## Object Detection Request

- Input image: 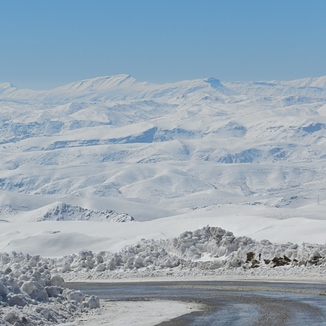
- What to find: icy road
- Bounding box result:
[68,280,326,326]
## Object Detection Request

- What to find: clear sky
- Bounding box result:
[1,0,326,89]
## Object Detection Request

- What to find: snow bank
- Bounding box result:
[3,226,325,282]
[56,226,326,276]
[0,252,100,325]
[2,226,326,324]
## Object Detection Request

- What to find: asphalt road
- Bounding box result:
[67,280,326,325]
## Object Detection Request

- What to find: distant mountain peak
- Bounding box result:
[54,74,138,93]
[0,82,16,95]
[0,82,15,89]
[204,77,223,89]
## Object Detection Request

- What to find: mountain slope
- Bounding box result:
[0,75,326,219]
[224,76,326,98]
[0,75,233,103]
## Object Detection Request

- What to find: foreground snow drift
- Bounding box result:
[2,226,326,281]
[1,225,326,324]
[0,253,100,325]
[52,226,326,277]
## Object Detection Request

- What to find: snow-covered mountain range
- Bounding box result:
[2,75,326,324]
[1,74,326,221]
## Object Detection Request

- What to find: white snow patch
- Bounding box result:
[59,300,201,326]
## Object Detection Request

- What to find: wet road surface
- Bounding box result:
[68,280,326,325]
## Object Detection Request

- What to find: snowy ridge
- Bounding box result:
[283,76,326,89]
[35,202,134,222]
[0,82,16,96]
[224,76,326,97]
[53,74,138,92]
[0,74,232,103]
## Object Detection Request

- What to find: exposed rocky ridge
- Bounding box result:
[38,202,134,222]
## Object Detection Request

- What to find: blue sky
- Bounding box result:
[1,0,326,89]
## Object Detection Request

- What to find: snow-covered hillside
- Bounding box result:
[1,74,326,252]
[1,74,326,217]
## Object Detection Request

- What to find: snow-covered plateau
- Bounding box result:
[1,74,326,324]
